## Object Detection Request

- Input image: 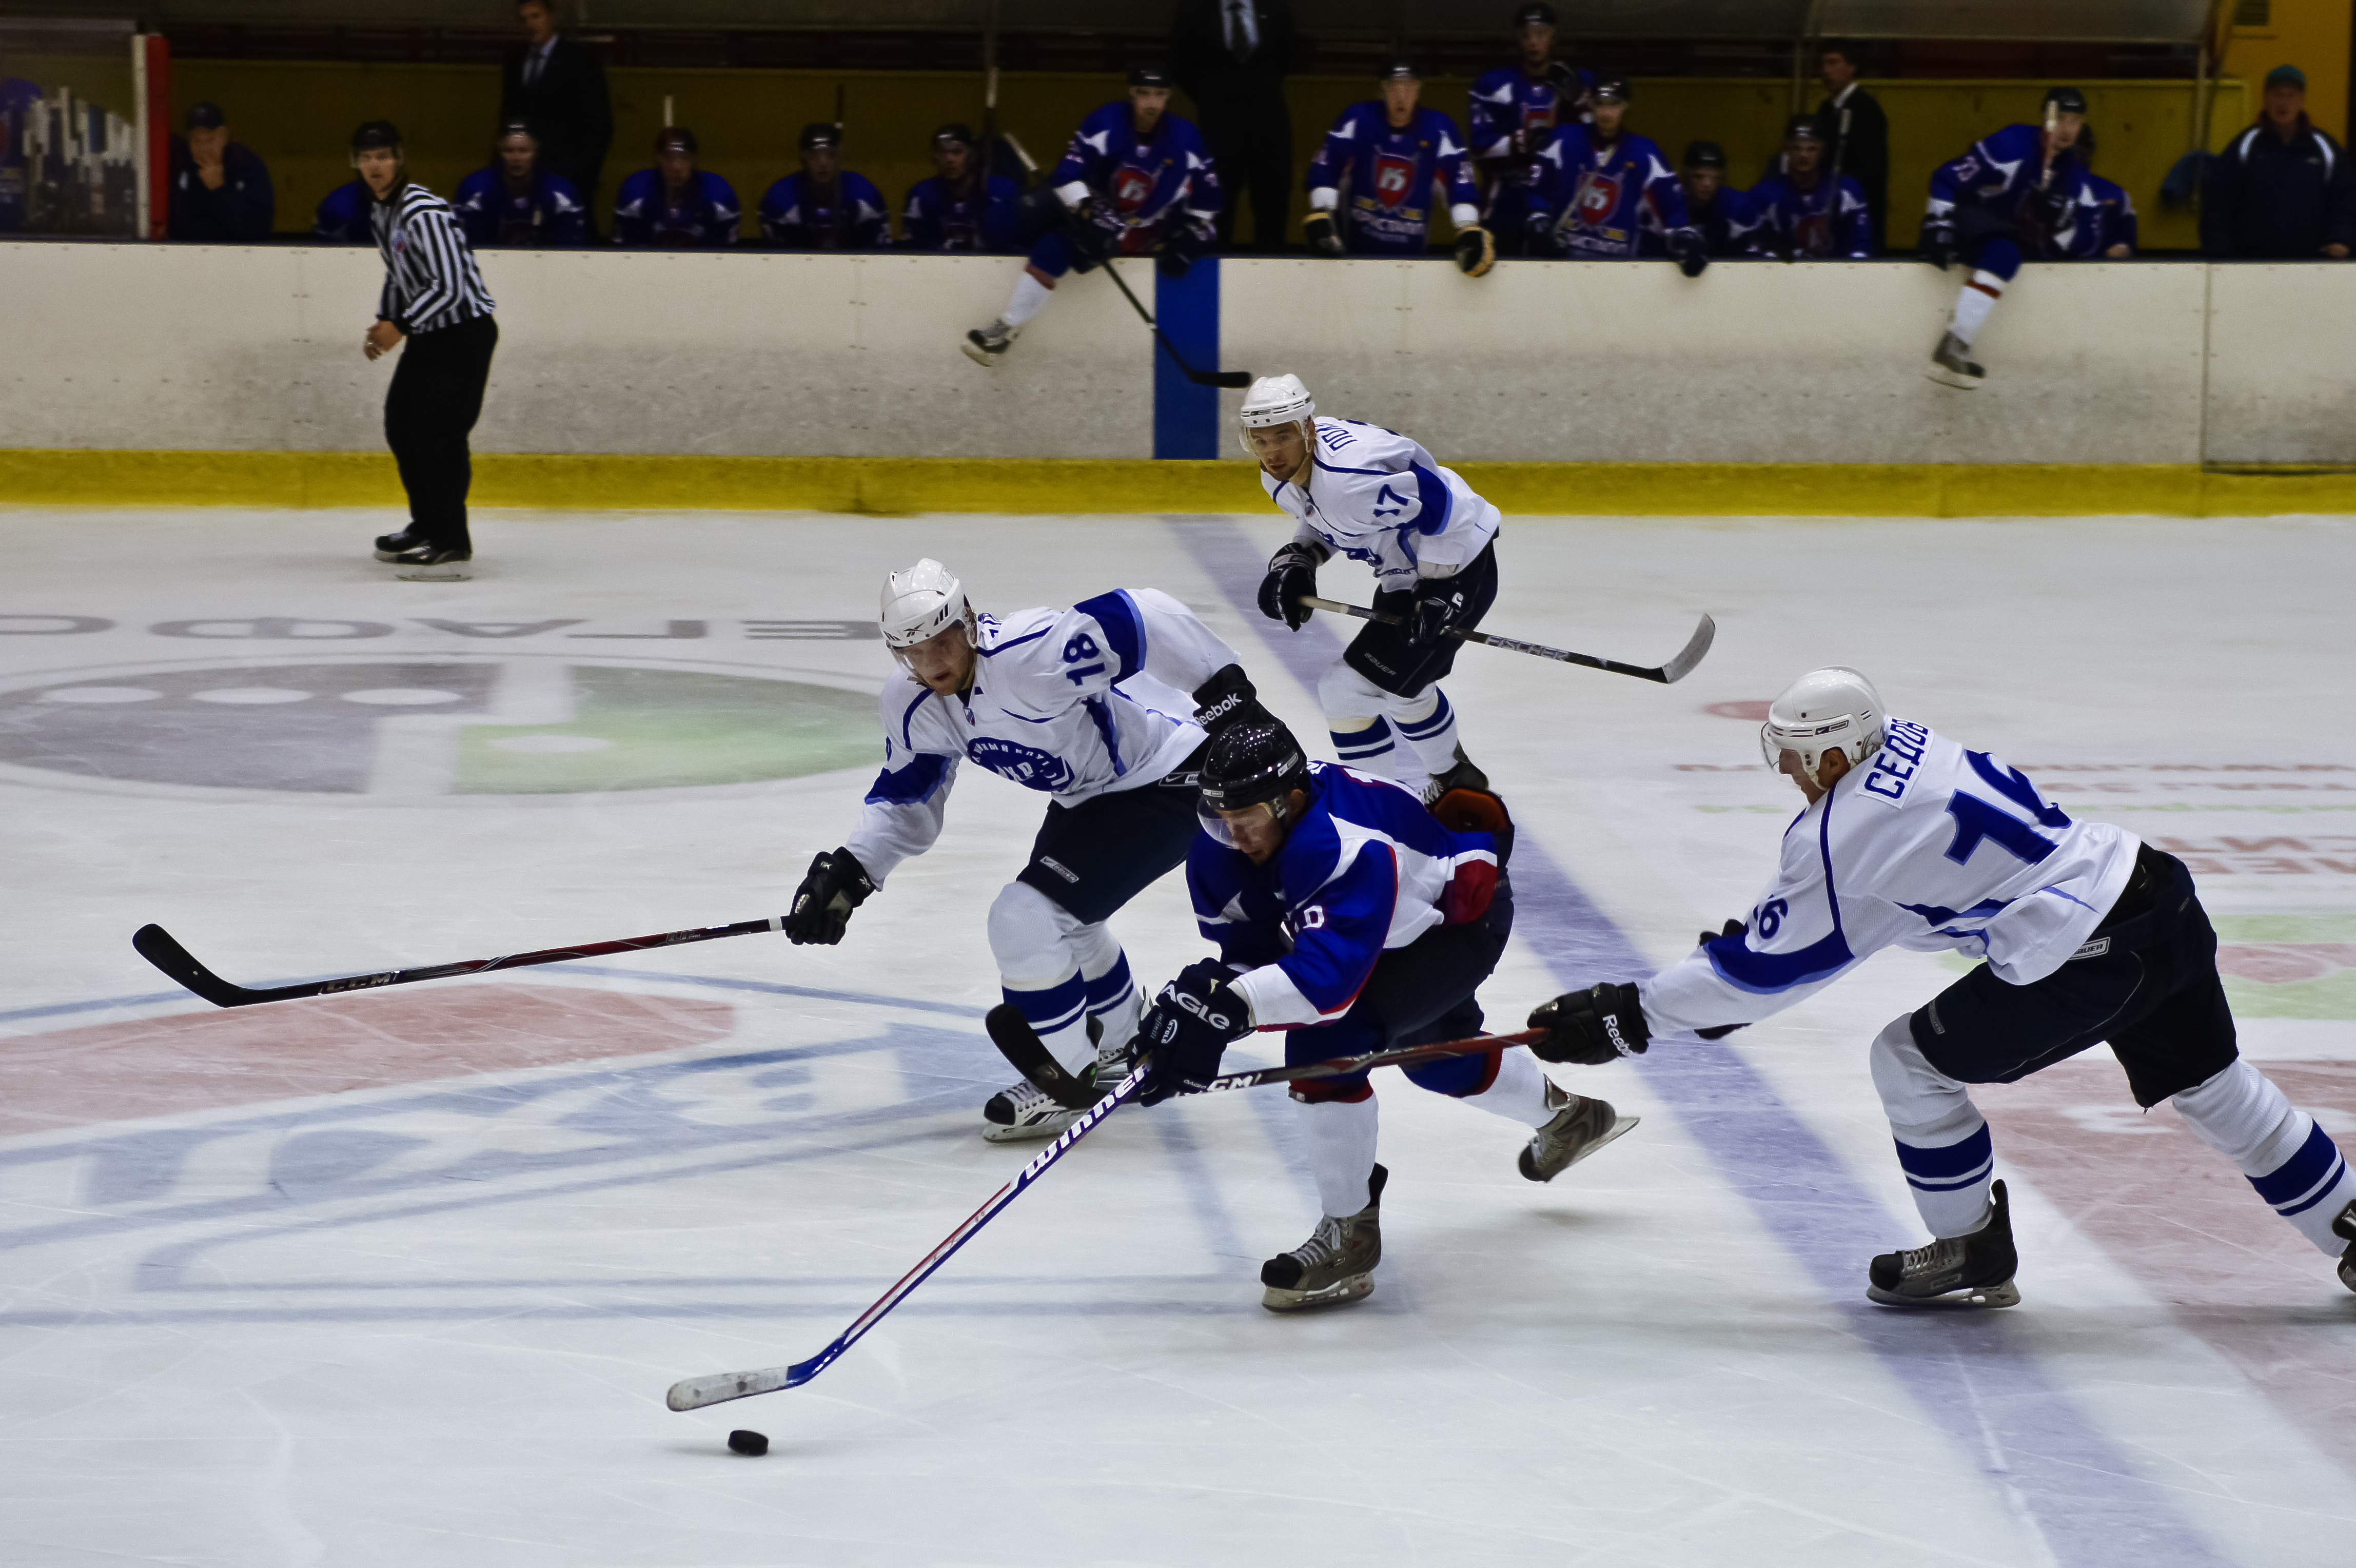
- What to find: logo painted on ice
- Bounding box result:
[966,735,1074,791]
[1374,153,1417,207]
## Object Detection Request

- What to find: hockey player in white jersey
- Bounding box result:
[1526,666,2356,1305]
[784,560,1275,1141]
[1242,373,1499,800]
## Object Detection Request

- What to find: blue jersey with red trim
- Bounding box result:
[2063,170,2138,257]
[1731,171,1872,258]
[1051,100,1219,249]
[1927,122,2083,257]
[1530,123,1694,259]
[1304,102,1479,253]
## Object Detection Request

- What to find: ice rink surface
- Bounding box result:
[2,506,2351,1567]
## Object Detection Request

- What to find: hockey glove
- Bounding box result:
[1453,224,1497,278]
[1668,228,1710,278]
[1258,541,1322,630]
[1157,222,1208,279]
[1065,200,1119,270]
[1137,959,1252,1106]
[784,847,875,946]
[1408,576,1471,649]
[1304,211,1345,257]
[1192,663,1274,739]
[1527,983,1650,1066]
[1921,224,1958,271]
[2026,182,2072,234]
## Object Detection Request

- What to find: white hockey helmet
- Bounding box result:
[878,558,975,660]
[1236,373,1316,455]
[1759,665,1887,779]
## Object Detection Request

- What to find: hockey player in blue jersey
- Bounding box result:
[1303,57,1494,276]
[612,127,740,248]
[758,122,890,250]
[1527,666,2356,1308]
[1527,77,1707,275]
[1678,142,1746,257]
[1732,115,1871,259]
[2063,125,2136,258]
[312,178,374,243]
[900,123,1022,253]
[1134,719,1635,1310]
[1466,4,1593,246]
[1920,86,2088,387]
[453,122,588,249]
[961,64,1219,367]
[1241,373,1498,802]
[785,559,1277,1143]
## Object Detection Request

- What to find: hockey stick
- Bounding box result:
[986,1001,1540,1109]
[1098,261,1252,389]
[665,1023,1542,1412]
[131,915,784,1009]
[1300,596,1715,685]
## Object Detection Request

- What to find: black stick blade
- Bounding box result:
[1197,370,1253,388]
[984,1004,1098,1109]
[132,924,262,1008]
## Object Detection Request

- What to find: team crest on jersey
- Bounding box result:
[1520,103,1556,133]
[1374,153,1417,207]
[967,735,1074,791]
[1112,166,1154,213]
[1576,171,1622,224]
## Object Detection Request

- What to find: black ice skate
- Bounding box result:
[1425,744,1490,802]
[388,540,473,582]
[961,319,1019,368]
[980,1018,1129,1143]
[1926,331,1985,391]
[2333,1198,2356,1296]
[374,527,427,561]
[1519,1084,1638,1183]
[1867,1178,2020,1309]
[1262,1164,1385,1312]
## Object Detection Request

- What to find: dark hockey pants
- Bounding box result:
[384,312,498,552]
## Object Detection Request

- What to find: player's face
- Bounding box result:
[1131,87,1170,132]
[2265,84,2305,129]
[1591,99,1626,137]
[517,0,555,46]
[2048,111,2084,151]
[1244,420,1309,483]
[354,146,402,196]
[933,141,972,181]
[1684,166,1721,202]
[902,623,975,696]
[1788,137,1822,177]
[187,125,229,165]
[499,133,537,180]
[658,146,695,187]
[1821,52,1856,91]
[1213,793,1302,865]
[1381,77,1421,125]
[1775,744,1851,803]
[803,146,840,183]
[1518,24,1555,69]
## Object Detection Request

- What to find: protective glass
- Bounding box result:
[1197,799,1278,849]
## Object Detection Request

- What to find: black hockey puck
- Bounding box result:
[728,1429,769,1457]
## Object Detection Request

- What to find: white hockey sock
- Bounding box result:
[1001,271,1053,328]
[2173,1059,2356,1255]
[1460,1047,1555,1127]
[1390,688,1462,777]
[1297,1093,1380,1218]
[1319,662,1430,795]
[988,883,1093,1075]
[1947,271,2004,347]
[1076,931,1142,1054]
[1870,1016,1995,1238]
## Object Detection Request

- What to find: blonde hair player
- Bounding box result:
[1241,373,1500,800]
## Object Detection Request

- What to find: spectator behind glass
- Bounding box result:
[313,175,374,243]
[1169,0,1302,251]
[1679,141,1745,256]
[759,122,890,249]
[2065,125,2136,259]
[1816,41,1889,256]
[901,122,1022,252]
[1733,114,1871,259]
[500,0,612,227]
[612,127,739,248]
[455,122,588,248]
[169,102,274,241]
[2203,65,2356,259]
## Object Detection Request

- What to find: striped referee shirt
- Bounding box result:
[371,183,497,334]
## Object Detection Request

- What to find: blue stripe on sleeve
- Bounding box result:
[864,752,950,805]
[1073,590,1146,681]
[1705,795,1855,994]
[1406,463,1454,536]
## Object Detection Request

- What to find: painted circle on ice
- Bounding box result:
[0,660,878,798]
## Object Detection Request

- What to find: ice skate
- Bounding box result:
[1926,331,1985,390]
[980,1076,1084,1142]
[2334,1198,2356,1295]
[373,527,426,561]
[961,318,1019,368]
[1867,1178,2021,1308]
[1518,1083,1637,1183]
[1261,1164,1385,1311]
[388,540,472,581]
[1424,744,1490,802]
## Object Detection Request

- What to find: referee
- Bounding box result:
[353,120,499,580]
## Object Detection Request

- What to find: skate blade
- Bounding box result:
[1924,364,1982,391]
[1866,1277,2021,1309]
[395,566,473,581]
[1520,1111,1640,1184]
[1261,1273,1374,1313]
[960,341,1005,369]
[980,1114,1081,1144]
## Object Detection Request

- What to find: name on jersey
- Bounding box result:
[1860,718,1931,804]
[965,735,1074,792]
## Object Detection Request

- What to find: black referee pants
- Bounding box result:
[385,312,498,552]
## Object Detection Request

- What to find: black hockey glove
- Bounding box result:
[1192,663,1274,739]
[1668,228,1710,278]
[1921,223,1958,270]
[1157,222,1208,279]
[1453,224,1497,278]
[1257,541,1322,630]
[1527,983,1650,1066]
[1137,959,1252,1106]
[1065,200,1118,270]
[1304,211,1344,257]
[1408,576,1471,649]
[784,847,875,946]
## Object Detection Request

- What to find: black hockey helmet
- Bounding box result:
[932,121,979,149]
[496,118,538,144]
[1682,139,1726,170]
[1378,55,1422,82]
[800,121,842,151]
[1129,61,1175,89]
[1589,74,1632,104]
[654,125,698,155]
[1197,719,1313,846]
[1783,113,1828,144]
[350,119,403,153]
[1515,3,1558,26]
[2044,85,2088,116]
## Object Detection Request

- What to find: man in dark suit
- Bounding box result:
[1817,40,1889,255]
[1170,0,1302,251]
[500,0,612,227]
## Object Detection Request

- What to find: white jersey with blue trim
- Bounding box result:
[1640,719,2140,1034]
[1261,417,1501,592]
[843,589,1237,883]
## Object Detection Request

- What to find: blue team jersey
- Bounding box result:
[1466,64,1594,212]
[1051,101,1219,247]
[1189,763,1502,1029]
[901,172,1023,252]
[1928,122,2083,257]
[612,168,741,249]
[2065,170,2138,257]
[1531,123,1694,259]
[453,166,588,249]
[1686,185,1747,256]
[312,179,374,244]
[1732,171,1871,258]
[758,169,890,249]
[1305,102,1479,254]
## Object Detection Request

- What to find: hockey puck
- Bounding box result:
[727,1429,769,1457]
